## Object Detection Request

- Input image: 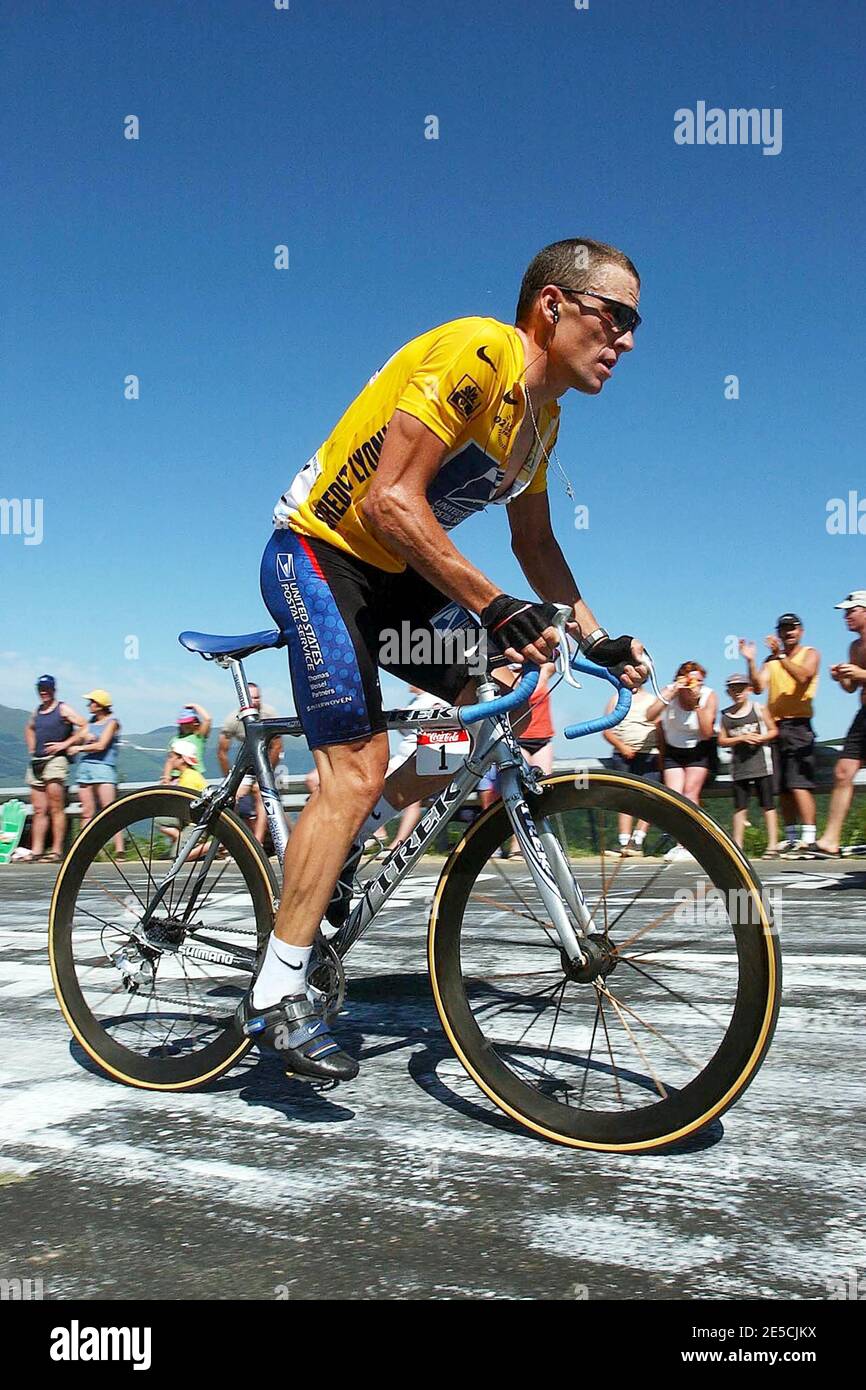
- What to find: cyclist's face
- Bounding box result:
[550,264,639,396]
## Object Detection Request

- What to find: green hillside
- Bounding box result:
[0,704,314,787]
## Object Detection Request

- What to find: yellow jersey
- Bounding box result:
[767,648,818,719]
[273,316,558,573]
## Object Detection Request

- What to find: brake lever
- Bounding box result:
[551,604,582,689]
[550,603,669,704]
[641,648,670,704]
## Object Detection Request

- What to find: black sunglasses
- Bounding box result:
[552,286,641,335]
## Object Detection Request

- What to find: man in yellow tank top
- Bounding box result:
[740,613,821,853]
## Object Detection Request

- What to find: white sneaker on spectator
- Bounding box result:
[780,839,814,858]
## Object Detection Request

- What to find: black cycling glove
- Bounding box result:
[480,594,563,656]
[584,634,636,674]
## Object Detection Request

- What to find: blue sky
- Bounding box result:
[1,0,864,754]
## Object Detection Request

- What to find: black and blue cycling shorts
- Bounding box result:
[260,529,479,750]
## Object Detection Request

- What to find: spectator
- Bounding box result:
[476,665,555,858]
[645,661,717,862]
[717,674,780,857]
[602,670,660,856]
[740,614,820,855]
[812,591,866,857]
[72,689,123,856]
[162,704,211,793]
[500,664,556,856]
[23,675,86,864]
[218,683,283,846]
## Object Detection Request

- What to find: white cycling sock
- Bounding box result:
[618,833,630,847]
[252,935,314,1009]
[632,829,646,846]
[801,824,817,844]
[360,795,398,841]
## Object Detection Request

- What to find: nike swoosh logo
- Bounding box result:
[285,959,304,970]
[476,345,496,370]
[503,390,518,405]
[370,810,382,822]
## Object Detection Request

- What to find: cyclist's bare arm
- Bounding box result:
[509,488,646,683]
[360,410,502,616]
[507,488,603,642]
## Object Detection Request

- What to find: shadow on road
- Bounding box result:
[67,969,726,1154]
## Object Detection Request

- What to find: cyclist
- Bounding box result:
[244,237,649,1080]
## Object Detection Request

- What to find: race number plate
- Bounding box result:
[416,729,471,775]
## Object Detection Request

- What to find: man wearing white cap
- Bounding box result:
[811,592,866,857]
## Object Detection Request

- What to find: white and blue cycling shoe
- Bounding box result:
[239,991,359,1082]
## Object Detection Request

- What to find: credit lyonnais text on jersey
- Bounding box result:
[273,317,560,573]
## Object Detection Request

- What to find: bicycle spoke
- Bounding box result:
[596,980,700,1072]
[596,985,670,1101]
[539,978,568,1078]
[615,955,729,1029]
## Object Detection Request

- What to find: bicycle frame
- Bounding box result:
[164,656,594,967]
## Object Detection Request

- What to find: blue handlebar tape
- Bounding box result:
[459,667,540,726]
[564,654,633,739]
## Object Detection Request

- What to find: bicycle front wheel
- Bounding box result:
[49,787,276,1090]
[428,772,781,1152]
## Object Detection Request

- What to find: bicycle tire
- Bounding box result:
[428,772,781,1152]
[49,787,276,1090]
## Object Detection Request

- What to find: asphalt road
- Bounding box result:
[0,857,864,1301]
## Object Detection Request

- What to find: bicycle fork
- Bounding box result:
[497,763,594,967]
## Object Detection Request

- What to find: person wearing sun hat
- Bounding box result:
[809,591,866,857]
[71,689,124,854]
[161,703,211,793]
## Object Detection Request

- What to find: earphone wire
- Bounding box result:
[522,362,576,502]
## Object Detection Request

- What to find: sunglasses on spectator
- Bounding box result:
[551,286,642,334]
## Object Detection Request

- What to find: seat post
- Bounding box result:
[223,657,256,719]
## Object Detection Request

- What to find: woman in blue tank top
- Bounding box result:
[73,690,124,856]
[24,675,86,863]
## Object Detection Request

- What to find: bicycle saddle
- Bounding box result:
[178,628,287,660]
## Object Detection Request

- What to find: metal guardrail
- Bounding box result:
[2,757,864,820]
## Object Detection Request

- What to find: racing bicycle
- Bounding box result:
[49,610,781,1152]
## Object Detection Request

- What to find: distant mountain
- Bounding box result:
[0,704,315,787]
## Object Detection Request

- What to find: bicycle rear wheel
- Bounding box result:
[428,772,781,1152]
[49,788,276,1089]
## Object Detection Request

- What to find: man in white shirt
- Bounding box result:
[218,683,283,845]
